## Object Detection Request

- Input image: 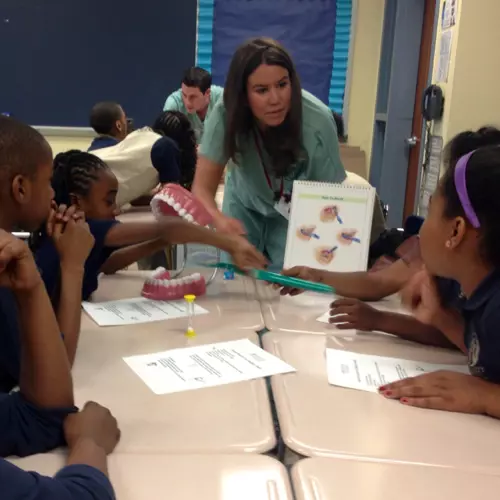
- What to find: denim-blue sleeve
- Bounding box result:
[0,460,115,500]
[0,392,76,458]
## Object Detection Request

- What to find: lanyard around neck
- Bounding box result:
[253,129,284,202]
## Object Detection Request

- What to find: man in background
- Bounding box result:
[88,102,128,152]
[163,67,223,144]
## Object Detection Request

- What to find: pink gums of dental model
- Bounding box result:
[142,267,207,301]
[151,184,214,227]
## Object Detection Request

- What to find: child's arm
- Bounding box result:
[380,371,500,418]
[103,217,266,269]
[329,298,459,349]
[280,258,415,301]
[49,215,95,366]
[0,231,73,409]
[100,239,165,275]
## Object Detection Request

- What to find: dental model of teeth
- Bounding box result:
[142,267,207,301]
[151,184,214,227]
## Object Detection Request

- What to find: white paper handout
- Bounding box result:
[82,297,208,326]
[284,181,375,272]
[326,349,469,393]
[124,339,296,394]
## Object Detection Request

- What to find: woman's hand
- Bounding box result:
[0,230,42,292]
[226,235,267,270]
[401,269,444,326]
[277,266,321,296]
[379,371,490,414]
[329,298,383,331]
[214,213,247,236]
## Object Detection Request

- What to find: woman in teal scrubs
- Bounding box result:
[192,37,346,270]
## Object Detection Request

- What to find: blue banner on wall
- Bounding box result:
[211,0,337,105]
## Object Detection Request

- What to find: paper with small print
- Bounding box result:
[124,339,296,394]
[326,349,468,393]
[82,297,208,326]
[317,311,330,324]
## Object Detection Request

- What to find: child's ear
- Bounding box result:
[448,217,467,249]
[11,174,31,204]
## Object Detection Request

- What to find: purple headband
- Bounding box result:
[454,151,480,228]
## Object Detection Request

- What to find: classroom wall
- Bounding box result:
[432,0,500,144]
[345,0,385,169]
[43,133,93,156]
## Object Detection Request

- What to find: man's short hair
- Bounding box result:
[182,67,212,94]
[90,102,123,135]
[0,116,51,178]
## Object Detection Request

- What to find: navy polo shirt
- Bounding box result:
[435,276,463,309]
[461,271,500,383]
[1,460,115,500]
[88,136,119,152]
[35,219,120,302]
[0,288,22,391]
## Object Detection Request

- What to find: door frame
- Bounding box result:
[403,0,440,219]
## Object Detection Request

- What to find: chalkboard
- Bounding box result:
[0,0,197,127]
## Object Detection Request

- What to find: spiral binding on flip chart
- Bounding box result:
[284,180,375,273]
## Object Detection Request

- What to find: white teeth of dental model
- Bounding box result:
[174,203,181,211]
[179,208,186,216]
[166,196,174,206]
[185,214,194,222]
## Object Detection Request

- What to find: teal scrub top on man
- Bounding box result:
[199,89,346,270]
[163,85,224,144]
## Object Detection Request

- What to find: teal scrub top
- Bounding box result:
[163,85,224,144]
[199,89,346,269]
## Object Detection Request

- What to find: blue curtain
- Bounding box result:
[210,0,337,105]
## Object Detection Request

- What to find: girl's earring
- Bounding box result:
[445,240,452,248]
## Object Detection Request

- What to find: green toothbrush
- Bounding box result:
[204,263,335,294]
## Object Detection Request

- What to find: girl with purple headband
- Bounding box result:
[377,127,500,418]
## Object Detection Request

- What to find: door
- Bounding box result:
[369,0,432,227]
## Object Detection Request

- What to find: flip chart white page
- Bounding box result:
[285,181,375,272]
[82,297,208,327]
[326,349,468,393]
[124,338,296,394]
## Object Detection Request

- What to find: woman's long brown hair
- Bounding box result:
[223,37,303,178]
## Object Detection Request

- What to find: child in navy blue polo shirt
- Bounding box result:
[375,127,500,418]
[0,116,121,499]
[33,150,266,302]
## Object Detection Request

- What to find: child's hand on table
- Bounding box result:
[379,371,490,415]
[329,298,382,331]
[65,401,121,455]
[275,266,321,295]
[0,230,42,292]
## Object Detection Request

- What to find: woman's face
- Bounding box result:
[246,64,292,127]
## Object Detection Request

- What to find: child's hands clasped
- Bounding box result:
[0,230,42,292]
[329,298,382,331]
[47,204,95,269]
[379,371,488,414]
